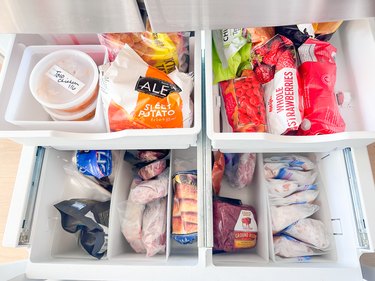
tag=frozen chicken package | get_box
[99,44,193,132]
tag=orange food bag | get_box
[99,45,193,132]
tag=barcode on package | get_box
[298,44,317,64]
[46,65,85,95]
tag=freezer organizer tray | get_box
[4,142,375,281]
[0,32,202,150]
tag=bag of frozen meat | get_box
[274,234,323,258]
[99,44,194,131]
[213,197,257,253]
[267,179,318,198]
[251,34,303,135]
[212,151,225,195]
[297,38,345,135]
[224,153,257,189]
[219,70,267,133]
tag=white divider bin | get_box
[205,19,375,152]
[0,33,201,149]
[262,153,337,263]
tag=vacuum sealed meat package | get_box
[284,218,330,250]
[267,179,317,198]
[224,153,256,189]
[213,197,257,252]
[219,70,267,133]
[142,198,167,257]
[251,35,303,135]
[128,169,169,204]
[271,204,319,233]
[99,44,193,132]
[172,171,198,244]
[297,38,345,135]
[118,201,146,253]
[54,199,110,259]
[138,159,168,180]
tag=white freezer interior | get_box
[206,19,375,151]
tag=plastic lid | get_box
[29,49,99,110]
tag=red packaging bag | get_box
[297,38,345,135]
[219,70,267,133]
[252,35,303,135]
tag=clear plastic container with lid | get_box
[29,49,99,116]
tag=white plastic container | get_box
[29,49,99,114]
[5,45,107,133]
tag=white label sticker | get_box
[234,210,258,232]
[46,65,85,95]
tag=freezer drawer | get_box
[206,19,375,152]
[204,147,375,281]
[144,0,375,32]
[3,145,204,280]
[0,32,201,150]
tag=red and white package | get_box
[252,35,303,135]
[297,38,345,135]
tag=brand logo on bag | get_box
[135,76,181,98]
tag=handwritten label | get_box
[46,65,85,95]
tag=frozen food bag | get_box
[267,179,318,198]
[118,201,146,253]
[138,159,168,180]
[219,70,267,133]
[142,197,167,257]
[270,190,319,206]
[212,37,252,84]
[212,151,225,195]
[246,27,275,47]
[74,150,114,192]
[213,197,257,252]
[99,44,193,131]
[274,25,311,49]
[98,30,190,73]
[284,218,330,250]
[124,150,170,166]
[264,163,317,185]
[213,29,249,69]
[297,38,345,135]
[313,21,343,41]
[271,204,319,233]
[128,169,169,204]
[274,235,322,258]
[224,153,257,189]
[172,171,198,244]
[54,199,110,259]
[251,35,303,135]
[264,155,315,171]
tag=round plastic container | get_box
[29,49,99,114]
[44,97,97,121]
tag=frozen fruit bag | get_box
[219,70,267,133]
[283,218,330,250]
[213,197,257,253]
[252,34,303,135]
[224,153,257,189]
[142,197,167,257]
[98,29,189,74]
[270,190,319,206]
[271,204,319,233]
[99,45,193,131]
[172,171,198,245]
[212,151,225,195]
[297,38,345,135]
[267,179,318,198]
[117,201,146,253]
